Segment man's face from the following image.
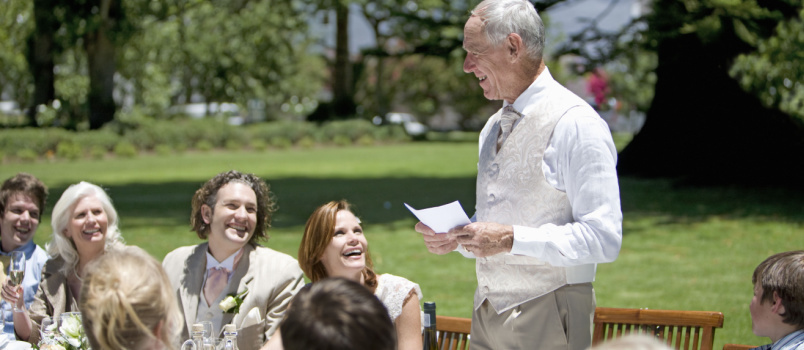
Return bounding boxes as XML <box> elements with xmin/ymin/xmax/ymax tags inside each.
<box><xmin>463</xmin><ymin>15</ymin><xmax>516</xmax><ymax>102</ymax></box>
<box><xmin>749</xmin><ymin>282</ymin><xmax>776</xmax><ymax>338</ymax></box>
<box><xmin>0</xmin><ymin>193</ymin><xmax>41</xmax><ymax>252</ymax></box>
<box><xmin>203</xmin><ymin>182</ymin><xmax>258</xmax><ymax>253</ymax></box>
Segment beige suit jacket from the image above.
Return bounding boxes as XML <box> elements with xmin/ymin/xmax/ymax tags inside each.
<box><xmin>24</xmin><ymin>256</ymin><xmax>79</xmax><ymax>345</ymax></box>
<box><xmin>162</xmin><ymin>242</ymin><xmax>304</xmax><ymax>350</ymax></box>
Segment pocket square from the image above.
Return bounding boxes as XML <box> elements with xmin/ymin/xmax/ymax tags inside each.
<box><xmin>240</xmin><ymin>307</ymin><xmax>263</xmax><ymax>329</ymax></box>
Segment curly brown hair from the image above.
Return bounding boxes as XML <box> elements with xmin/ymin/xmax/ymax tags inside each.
<box><xmin>298</xmin><ymin>200</ymin><xmax>377</xmax><ymax>291</ymax></box>
<box><xmin>190</xmin><ymin>170</ymin><xmax>275</xmax><ymax>245</ymax></box>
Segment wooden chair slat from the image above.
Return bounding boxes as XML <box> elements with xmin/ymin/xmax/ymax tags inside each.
<box><xmin>592</xmin><ymin>307</ymin><xmax>724</xmax><ymax>350</ymax></box>
<box><xmin>434</xmin><ymin>315</ymin><xmax>471</xmax><ymax>350</ymax></box>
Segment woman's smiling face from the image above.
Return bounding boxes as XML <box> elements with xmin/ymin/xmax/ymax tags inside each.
<box><xmin>319</xmin><ymin>210</ymin><xmax>368</xmax><ymax>279</ymax></box>
<box><xmin>65</xmin><ymin>195</ymin><xmax>108</xmax><ymax>257</ymax></box>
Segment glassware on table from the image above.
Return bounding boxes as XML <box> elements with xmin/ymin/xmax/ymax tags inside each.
<box><xmin>181</xmin><ymin>339</ymin><xmax>198</xmax><ymax>350</ymax></box>
<box><xmin>9</xmin><ymin>251</ymin><xmax>25</xmax><ymax>312</ymax></box>
<box><xmin>221</xmin><ymin>324</ymin><xmax>238</xmax><ymax>350</ymax></box>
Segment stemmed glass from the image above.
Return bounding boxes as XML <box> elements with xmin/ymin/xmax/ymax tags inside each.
<box><xmin>9</xmin><ymin>251</ymin><xmax>25</xmax><ymax>312</ymax></box>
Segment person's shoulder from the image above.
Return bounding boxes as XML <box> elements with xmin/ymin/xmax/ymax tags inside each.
<box><xmin>32</xmin><ymin>244</ymin><xmax>48</xmax><ymax>260</ymax></box>
<box><xmin>252</xmin><ymin>244</ymin><xmax>296</xmax><ymax>262</ymax></box>
<box><xmin>251</xmin><ymin>245</ymin><xmax>302</xmax><ymax>274</ymax></box>
<box><xmin>41</xmin><ymin>256</ymin><xmax>66</xmax><ymax>277</ymax></box>
<box><xmin>378</xmin><ymin>273</ymin><xmax>419</xmax><ymax>289</ymax></box>
<box><xmin>163</xmin><ymin>244</ymin><xmax>204</xmax><ymax>263</ymax></box>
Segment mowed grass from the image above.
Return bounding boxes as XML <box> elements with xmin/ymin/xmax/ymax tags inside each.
<box><xmin>1</xmin><ymin>142</ymin><xmax>801</xmax><ymax>349</ymax></box>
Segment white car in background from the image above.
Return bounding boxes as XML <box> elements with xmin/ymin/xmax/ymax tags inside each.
<box><xmin>373</xmin><ymin>112</ymin><xmax>428</xmax><ymax>139</ymax></box>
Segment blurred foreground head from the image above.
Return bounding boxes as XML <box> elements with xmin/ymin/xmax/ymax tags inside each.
<box><xmin>280</xmin><ymin>277</ymin><xmax>395</xmax><ymax>350</ymax></box>
<box><xmin>80</xmin><ymin>246</ymin><xmax>183</xmax><ymax>350</ymax></box>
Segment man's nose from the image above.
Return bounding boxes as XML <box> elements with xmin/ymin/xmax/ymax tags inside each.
<box><xmin>463</xmin><ymin>54</ymin><xmax>475</xmax><ymax>73</ymax></box>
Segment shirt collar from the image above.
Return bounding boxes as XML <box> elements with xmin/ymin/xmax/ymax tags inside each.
<box><xmin>509</xmin><ymin>66</ymin><xmax>555</xmax><ymax>116</ymax></box>
<box><xmin>773</xmin><ymin>329</ymin><xmax>804</xmax><ymax>349</ymax></box>
<box><xmin>205</xmin><ymin>248</ymin><xmax>241</xmax><ymax>271</ymax></box>
<box><xmin>0</xmin><ymin>241</ymin><xmax>36</xmax><ymax>256</ymax></box>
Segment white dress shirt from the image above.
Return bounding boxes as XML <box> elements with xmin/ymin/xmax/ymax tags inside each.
<box><xmin>474</xmin><ymin>67</ymin><xmax>623</xmax><ymax>267</ymax></box>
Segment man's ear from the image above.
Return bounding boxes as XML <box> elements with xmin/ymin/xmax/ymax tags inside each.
<box><xmin>771</xmin><ymin>291</ymin><xmax>786</xmax><ymax>315</ymax></box>
<box><xmin>506</xmin><ymin>33</ymin><xmax>523</xmax><ymax>61</ymax></box>
<box><xmin>201</xmin><ymin>204</ymin><xmax>212</xmax><ymax>224</ymax></box>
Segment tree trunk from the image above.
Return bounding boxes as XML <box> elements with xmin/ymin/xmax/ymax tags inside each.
<box><xmin>617</xmin><ymin>0</ymin><xmax>804</xmax><ymax>187</ymax></box>
<box><xmin>84</xmin><ymin>0</ymin><xmax>117</xmax><ymax>130</ymax></box>
<box><xmin>331</xmin><ymin>1</ymin><xmax>355</xmax><ymax>118</ymax></box>
<box><xmin>26</xmin><ymin>0</ymin><xmax>57</xmax><ymax>127</ymax></box>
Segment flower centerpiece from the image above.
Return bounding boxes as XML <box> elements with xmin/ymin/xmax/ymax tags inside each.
<box><xmin>219</xmin><ymin>288</ymin><xmax>249</xmax><ymax>314</ymax></box>
<box><xmin>36</xmin><ymin>313</ymin><xmax>90</xmax><ymax>350</ymax></box>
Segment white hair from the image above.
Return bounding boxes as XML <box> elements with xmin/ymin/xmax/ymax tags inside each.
<box><xmin>472</xmin><ymin>0</ymin><xmax>546</xmax><ymax>63</ymax></box>
<box><xmin>47</xmin><ymin>181</ymin><xmax>123</xmax><ymax>275</ymax></box>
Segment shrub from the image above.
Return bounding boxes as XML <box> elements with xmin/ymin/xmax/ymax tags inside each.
<box><xmin>357</xmin><ymin>134</ymin><xmax>375</xmax><ymax>146</ymax></box>
<box><xmin>113</xmin><ymin>141</ymin><xmax>138</xmax><ymax>158</ymax></box>
<box><xmin>249</xmin><ymin>121</ymin><xmax>317</xmax><ymax>144</ymax></box>
<box><xmin>321</xmin><ymin>119</ymin><xmax>375</xmax><ymax>143</ymax></box>
<box><xmin>56</xmin><ymin>141</ymin><xmax>83</xmax><ymax>160</ymax></box>
<box><xmin>0</xmin><ymin>128</ymin><xmax>70</xmax><ymax>155</ymax></box>
<box><xmin>225</xmin><ymin>139</ymin><xmax>243</xmax><ymax>151</ymax></box>
<box><xmin>195</xmin><ymin>140</ymin><xmax>213</xmax><ymax>152</ymax></box>
<box><xmin>155</xmin><ymin>144</ymin><xmax>173</xmax><ymax>155</ymax></box>
<box><xmin>332</xmin><ymin>135</ymin><xmax>352</xmax><ymax>146</ymax></box>
<box><xmin>270</xmin><ymin>137</ymin><xmax>292</xmax><ymax>149</ymax></box>
<box><xmin>89</xmin><ymin>145</ymin><xmax>107</xmax><ymax>159</ymax></box>
<box><xmin>73</xmin><ymin>129</ymin><xmax>120</xmax><ymax>152</ymax></box>
<box><xmin>16</xmin><ymin>149</ymin><xmax>38</xmax><ymax>162</ymax></box>
<box><xmin>250</xmin><ymin>139</ymin><xmax>268</xmax><ymax>151</ymax></box>
<box><xmin>297</xmin><ymin>136</ymin><xmax>316</xmax><ymax>149</ymax></box>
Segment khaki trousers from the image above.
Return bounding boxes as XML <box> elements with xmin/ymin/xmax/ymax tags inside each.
<box><xmin>469</xmin><ymin>283</ymin><xmax>595</xmax><ymax>350</ymax></box>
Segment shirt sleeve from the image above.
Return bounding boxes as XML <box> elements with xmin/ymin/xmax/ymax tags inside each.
<box><xmin>508</xmin><ymin>108</ymin><xmax>623</xmax><ymax>266</ymax></box>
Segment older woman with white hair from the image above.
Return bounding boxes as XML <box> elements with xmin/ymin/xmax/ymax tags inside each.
<box><xmin>13</xmin><ymin>181</ymin><xmax>124</xmax><ymax>345</ymax></box>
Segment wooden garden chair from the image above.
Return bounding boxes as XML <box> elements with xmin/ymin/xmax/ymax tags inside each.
<box><xmin>592</xmin><ymin>307</ymin><xmax>724</xmax><ymax>350</ymax></box>
<box><xmin>722</xmin><ymin>344</ymin><xmax>756</xmax><ymax>350</ymax></box>
<box><xmin>435</xmin><ymin>315</ymin><xmax>471</xmax><ymax>350</ymax></box>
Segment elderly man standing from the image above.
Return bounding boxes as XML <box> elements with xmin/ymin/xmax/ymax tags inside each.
<box><xmin>414</xmin><ymin>0</ymin><xmax>622</xmax><ymax>349</ymax></box>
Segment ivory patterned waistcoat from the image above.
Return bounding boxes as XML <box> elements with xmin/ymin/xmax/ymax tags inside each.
<box><xmin>475</xmin><ymin>89</ymin><xmax>597</xmax><ymax>314</ymax></box>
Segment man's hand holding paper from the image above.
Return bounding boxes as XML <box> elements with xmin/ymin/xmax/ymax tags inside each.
<box><xmin>414</xmin><ymin>222</ymin><xmax>459</xmax><ymax>255</ymax></box>
<box><xmin>448</xmin><ymin>222</ymin><xmax>514</xmax><ymax>258</ymax></box>
<box><xmin>406</xmin><ymin>201</ymin><xmax>513</xmax><ymax>257</ymax></box>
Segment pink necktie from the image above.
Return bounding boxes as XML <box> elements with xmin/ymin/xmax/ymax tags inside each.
<box><xmin>204</xmin><ymin>267</ymin><xmax>230</xmax><ymax>306</ymax></box>
<box><xmin>497</xmin><ymin>105</ymin><xmax>521</xmax><ymax>152</ymax></box>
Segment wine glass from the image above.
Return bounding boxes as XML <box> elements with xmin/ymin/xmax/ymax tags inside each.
<box><xmin>9</xmin><ymin>251</ymin><xmax>25</xmax><ymax>312</ymax></box>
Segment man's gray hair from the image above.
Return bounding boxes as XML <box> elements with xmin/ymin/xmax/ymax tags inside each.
<box><xmin>472</xmin><ymin>0</ymin><xmax>545</xmax><ymax>63</ymax></box>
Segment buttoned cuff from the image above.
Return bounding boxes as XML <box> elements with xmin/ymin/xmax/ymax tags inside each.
<box><xmin>509</xmin><ymin>225</ymin><xmax>548</xmax><ymax>257</ymax></box>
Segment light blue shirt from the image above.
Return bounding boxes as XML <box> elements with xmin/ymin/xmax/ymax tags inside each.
<box><xmin>753</xmin><ymin>329</ymin><xmax>804</xmax><ymax>350</ymax></box>
<box><xmin>1</xmin><ymin>241</ymin><xmax>48</xmax><ymax>336</ymax></box>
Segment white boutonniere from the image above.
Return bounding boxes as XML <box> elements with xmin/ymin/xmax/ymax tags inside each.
<box><xmin>219</xmin><ymin>288</ymin><xmax>249</xmax><ymax>314</ymax></box>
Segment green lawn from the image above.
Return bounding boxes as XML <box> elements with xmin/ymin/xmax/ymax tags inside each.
<box><xmin>1</xmin><ymin>142</ymin><xmax>801</xmax><ymax>349</ymax></box>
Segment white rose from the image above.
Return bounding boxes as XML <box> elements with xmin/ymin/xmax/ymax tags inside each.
<box><xmin>60</xmin><ymin>316</ymin><xmax>82</xmax><ymax>339</ymax></box>
<box><xmin>219</xmin><ymin>296</ymin><xmax>238</xmax><ymax>312</ymax></box>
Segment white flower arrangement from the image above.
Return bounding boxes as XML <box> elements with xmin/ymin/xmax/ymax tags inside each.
<box><xmin>36</xmin><ymin>313</ymin><xmax>90</xmax><ymax>350</ymax></box>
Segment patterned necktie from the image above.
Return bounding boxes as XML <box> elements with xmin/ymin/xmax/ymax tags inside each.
<box><xmin>497</xmin><ymin>105</ymin><xmax>522</xmax><ymax>152</ymax></box>
<box><xmin>204</xmin><ymin>267</ymin><xmax>230</xmax><ymax>306</ymax></box>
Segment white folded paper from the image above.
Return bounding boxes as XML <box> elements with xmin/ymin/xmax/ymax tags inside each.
<box><xmin>404</xmin><ymin>200</ymin><xmax>471</xmax><ymax>233</ymax></box>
